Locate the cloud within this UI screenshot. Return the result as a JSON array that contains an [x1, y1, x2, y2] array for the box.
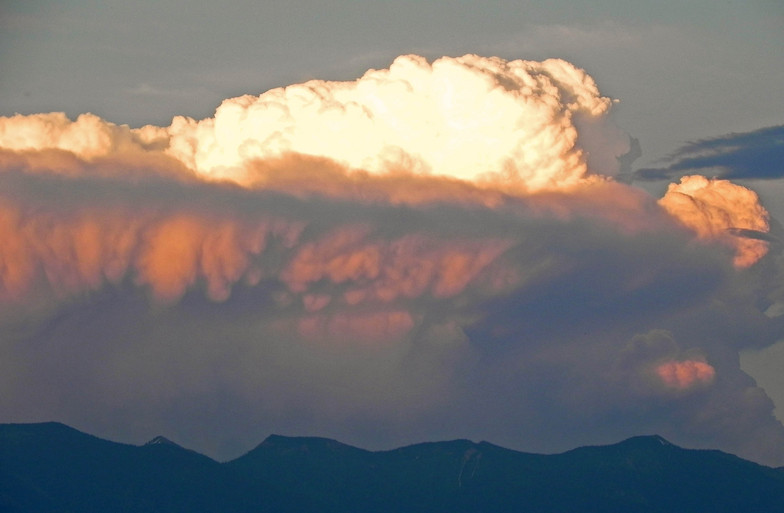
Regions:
[[1, 54, 627, 191], [659, 175, 770, 267], [656, 360, 715, 389], [1, 55, 783, 466], [635, 124, 784, 181]]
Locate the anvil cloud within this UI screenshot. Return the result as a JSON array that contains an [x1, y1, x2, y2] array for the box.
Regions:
[[1, 55, 782, 465]]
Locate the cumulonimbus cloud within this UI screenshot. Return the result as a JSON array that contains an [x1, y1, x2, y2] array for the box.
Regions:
[[1, 54, 782, 465]]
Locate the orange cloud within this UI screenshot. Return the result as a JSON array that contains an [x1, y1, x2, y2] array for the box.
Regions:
[[281, 229, 512, 304], [659, 175, 770, 267], [133, 214, 271, 303], [0, 180, 515, 352], [656, 360, 716, 389], [0, 197, 280, 304], [0, 201, 143, 301]]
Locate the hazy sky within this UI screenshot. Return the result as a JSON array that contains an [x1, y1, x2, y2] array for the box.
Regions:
[[2, 0, 784, 464]]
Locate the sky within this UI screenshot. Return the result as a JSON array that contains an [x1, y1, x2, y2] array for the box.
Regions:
[[2, 0, 784, 465]]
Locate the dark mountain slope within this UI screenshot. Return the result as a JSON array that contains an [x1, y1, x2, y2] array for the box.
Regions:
[[549, 435, 784, 512], [3, 423, 784, 513], [0, 422, 230, 513], [227, 434, 377, 512]]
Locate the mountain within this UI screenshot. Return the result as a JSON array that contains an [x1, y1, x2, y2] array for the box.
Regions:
[[0, 422, 231, 513], [2, 422, 784, 513]]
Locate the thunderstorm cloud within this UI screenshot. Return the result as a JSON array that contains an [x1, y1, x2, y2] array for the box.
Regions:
[[2, 55, 783, 465]]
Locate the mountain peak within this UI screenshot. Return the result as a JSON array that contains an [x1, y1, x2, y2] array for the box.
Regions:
[[651, 434, 673, 446], [621, 434, 677, 448], [144, 435, 180, 447], [257, 434, 368, 454]]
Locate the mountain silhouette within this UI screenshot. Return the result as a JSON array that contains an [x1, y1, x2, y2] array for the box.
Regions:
[[2, 422, 784, 512]]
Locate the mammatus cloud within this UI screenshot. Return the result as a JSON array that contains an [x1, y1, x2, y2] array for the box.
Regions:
[[634, 124, 784, 181], [1, 55, 783, 465]]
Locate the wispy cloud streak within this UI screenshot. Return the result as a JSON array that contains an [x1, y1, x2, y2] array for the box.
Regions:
[[636, 125, 784, 181]]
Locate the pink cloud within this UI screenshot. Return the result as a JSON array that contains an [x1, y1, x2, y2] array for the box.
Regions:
[[656, 360, 716, 389]]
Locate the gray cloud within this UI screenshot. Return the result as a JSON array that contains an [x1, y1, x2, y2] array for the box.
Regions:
[[635, 125, 784, 181]]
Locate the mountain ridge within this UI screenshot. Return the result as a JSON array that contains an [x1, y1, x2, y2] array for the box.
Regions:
[[3, 422, 784, 512]]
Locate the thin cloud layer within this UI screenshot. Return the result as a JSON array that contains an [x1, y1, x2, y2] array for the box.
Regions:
[[635, 124, 784, 181], [1, 55, 783, 465]]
